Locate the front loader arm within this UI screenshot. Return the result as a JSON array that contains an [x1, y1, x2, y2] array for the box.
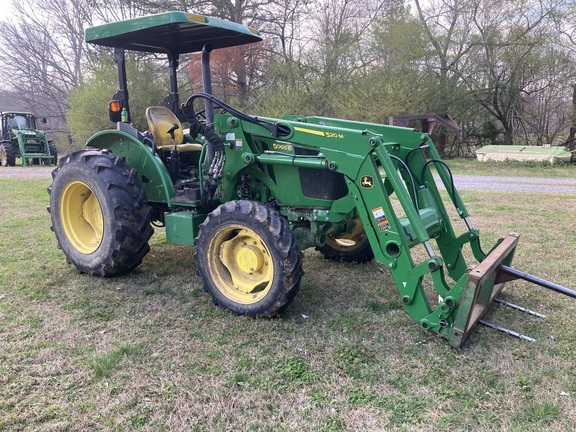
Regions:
[[216, 113, 547, 346], [318, 130, 512, 345], [341, 140, 458, 337]]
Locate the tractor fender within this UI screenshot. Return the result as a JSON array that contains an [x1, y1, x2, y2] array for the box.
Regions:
[[86, 129, 175, 203]]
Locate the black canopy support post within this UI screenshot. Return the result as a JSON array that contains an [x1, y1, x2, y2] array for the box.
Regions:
[[202, 43, 214, 126], [163, 52, 181, 119], [113, 48, 130, 120]]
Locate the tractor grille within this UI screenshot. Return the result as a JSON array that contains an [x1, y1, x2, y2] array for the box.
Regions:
[[295, 147, 347, 200], [24, 134, 45, 151]]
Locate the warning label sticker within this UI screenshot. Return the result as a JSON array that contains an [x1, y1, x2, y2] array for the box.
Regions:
[[372, 206, 390, 231]]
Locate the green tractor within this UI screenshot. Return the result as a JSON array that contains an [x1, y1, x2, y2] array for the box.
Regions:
[[0, 111, 57, 166], [48, 11, 575, 347]]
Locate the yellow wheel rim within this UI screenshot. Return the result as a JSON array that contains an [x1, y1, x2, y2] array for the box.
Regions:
[[207, 224, 274, 304], [326, 219, 367, 251], [60, 181, 104, 254]]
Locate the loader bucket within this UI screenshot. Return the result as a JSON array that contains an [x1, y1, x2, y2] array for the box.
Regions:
[[448, 233, 520, 348]]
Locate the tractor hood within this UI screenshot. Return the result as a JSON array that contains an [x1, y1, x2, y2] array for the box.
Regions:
[[85, 11, 262, 55]]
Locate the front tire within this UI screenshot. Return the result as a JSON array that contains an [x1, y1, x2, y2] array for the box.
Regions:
[[196, 200, 303, 317], [48, 149, 153, 276], [0, 141, 16, 166], [317, 218, 374, 263]]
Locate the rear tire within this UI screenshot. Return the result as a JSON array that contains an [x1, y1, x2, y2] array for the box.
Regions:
[[48, 149, 153, 276], [0, 141, 16, 166], [48, 141, 58, 166], [317, 218, 374, 263], [195, 200, 303, 317]]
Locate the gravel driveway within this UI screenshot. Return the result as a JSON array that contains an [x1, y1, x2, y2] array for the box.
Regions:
[[1, 166, 575, 193], [446, 175, 576, 194], [0, 166, 54, 179]]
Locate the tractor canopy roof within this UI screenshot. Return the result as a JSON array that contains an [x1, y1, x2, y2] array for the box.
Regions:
[[85, 11, 262, 55], [1, 111, 35, 117]]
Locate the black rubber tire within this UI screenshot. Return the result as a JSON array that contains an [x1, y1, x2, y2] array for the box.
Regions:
[[195, 200, 304, 317], [0, 141, 16, 166], [48, 141, 58, 166], [47, 149, 154, 277], [317, 220, 374, 263]]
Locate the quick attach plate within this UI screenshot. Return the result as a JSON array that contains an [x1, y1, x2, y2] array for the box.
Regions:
[[448, 233, 520, 348]]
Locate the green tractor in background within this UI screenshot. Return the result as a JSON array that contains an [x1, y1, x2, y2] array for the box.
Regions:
[[47, 11, 575, 347], [0, 111, 57, 166]]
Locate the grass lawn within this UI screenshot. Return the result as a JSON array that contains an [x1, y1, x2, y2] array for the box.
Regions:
[[0, 160, 575, 431]]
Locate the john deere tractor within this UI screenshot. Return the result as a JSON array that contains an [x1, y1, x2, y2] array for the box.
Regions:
[[47, 11, 575, 347], [0, 111, 57, 166]]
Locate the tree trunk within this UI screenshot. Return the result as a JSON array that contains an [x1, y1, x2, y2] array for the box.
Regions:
[[563, 84, 576, 151]]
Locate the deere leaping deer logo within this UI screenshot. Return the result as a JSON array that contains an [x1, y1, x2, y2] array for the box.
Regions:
[[360, 175, 374, 189]]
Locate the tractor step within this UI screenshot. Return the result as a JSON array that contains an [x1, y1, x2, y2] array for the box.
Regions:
[[478, 320, 536, 343], [169, 184, 201, 205]]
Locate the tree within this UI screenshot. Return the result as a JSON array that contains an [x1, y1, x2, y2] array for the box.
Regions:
[[415, 0, 575, 146], [516, 46, 576, 146], [255, 0, 405, 118], [555, 0, 576, 151], [0, 0, 205, 148], [344, 6, 436, 123], [0, 0, 95, 146], [257, 0, 312, 60], [67, 54, 167, 147], [186, 43, 269, 108]]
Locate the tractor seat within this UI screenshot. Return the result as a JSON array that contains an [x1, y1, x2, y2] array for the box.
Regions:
[[145, 106, 202, 152]]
